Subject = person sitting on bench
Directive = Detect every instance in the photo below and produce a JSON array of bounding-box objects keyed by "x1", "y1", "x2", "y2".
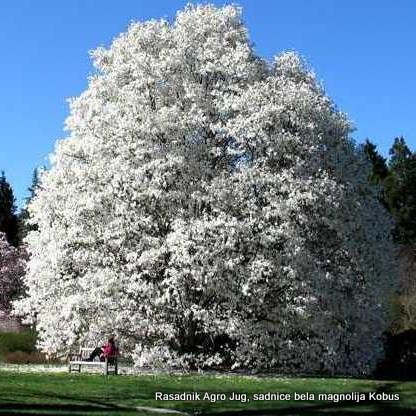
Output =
[{"x1": 87, "y1": 336, "x2": 118, "y2": 362}]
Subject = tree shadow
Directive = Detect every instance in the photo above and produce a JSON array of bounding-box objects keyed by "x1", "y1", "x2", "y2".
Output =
[
  {"x1": 0, "y1": 390, "x2": 139, "y2": 415},
  {"x1": 1, "y1": 377, "x2": 414, "y2": 416},
  {"x1": 199, "y1": 382, "x2": 414, "y2": 416},
  {"x1": 0, "y1": 402, "x2": 137, "y2": 415}
]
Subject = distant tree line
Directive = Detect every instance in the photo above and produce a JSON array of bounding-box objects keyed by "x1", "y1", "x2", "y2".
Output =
[
  {"x1": 363, "y1": 136, "x2": 416, "y2": 378},
  {"x1": 364, "y1": 136, "x2": 416, "y2": 246}
]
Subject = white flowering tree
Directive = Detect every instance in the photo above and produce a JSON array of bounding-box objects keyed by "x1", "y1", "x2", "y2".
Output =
[{"x1": 14, "y1": 4, "x2": 396, "y2": 375}]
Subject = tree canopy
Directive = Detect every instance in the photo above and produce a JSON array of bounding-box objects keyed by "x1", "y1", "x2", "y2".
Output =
[{"x1": 14, "y1": 4, "x2": 396, "y2": 375}]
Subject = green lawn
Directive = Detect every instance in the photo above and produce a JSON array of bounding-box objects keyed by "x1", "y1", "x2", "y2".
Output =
[{"x1": 0, "y1": 371, "x2": 415, "y2": 415}]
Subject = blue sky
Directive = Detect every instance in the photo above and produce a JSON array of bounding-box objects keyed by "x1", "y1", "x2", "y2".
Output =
[{"x1": 1, "y1": 0, "x2": 415, "y2": 208}]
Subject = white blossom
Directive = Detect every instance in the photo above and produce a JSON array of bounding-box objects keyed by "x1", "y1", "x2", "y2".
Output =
[{"x1": 14, "y1": 4, "x2": 396, "y2": 375}]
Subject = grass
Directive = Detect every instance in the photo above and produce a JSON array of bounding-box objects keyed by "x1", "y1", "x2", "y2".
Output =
[{"x1": 0, "y1": 371, "x2": 415, "y2": 415}]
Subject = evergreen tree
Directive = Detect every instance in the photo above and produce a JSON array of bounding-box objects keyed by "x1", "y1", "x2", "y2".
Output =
[
  {"x1": 389, "y1": 136, "x2": 412, "y2": 169},
  {"x1": 362, "y1": 139, "x2": 389, "y2": 184},
  {"x1": 0, "y1": 172, "x2": 18, "y2": 246},
  {"x1": 384, "y1": 137, "x2": 416, "y2": 245},
  {"x1": 17, "y1": 168, "x2": 40, "y2": 243},
  {"x1": 363, "y1": 137, "x2": 416, "y2": 245}
]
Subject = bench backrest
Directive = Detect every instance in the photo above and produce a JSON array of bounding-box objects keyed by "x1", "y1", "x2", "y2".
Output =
[{"x1": 79, "y1": 347, "x2": 95, "y2": 361}]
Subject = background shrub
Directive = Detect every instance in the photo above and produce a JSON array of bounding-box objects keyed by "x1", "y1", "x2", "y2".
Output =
[
  {"x1": 376, "y1": 329, "x2": 416, "y2": 380},
  {"x1": 0, "y1": 329, "x2": 37, "y2": 360},
  {"x1": 3, "y1": 351, "x2": 47, "y2": 364}
]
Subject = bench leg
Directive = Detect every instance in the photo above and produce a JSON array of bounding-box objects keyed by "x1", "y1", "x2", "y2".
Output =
[{"x1": 68, "y1": 364, "x2": 81, "y2": 373}]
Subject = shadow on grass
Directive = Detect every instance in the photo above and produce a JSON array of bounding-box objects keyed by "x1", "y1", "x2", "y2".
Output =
[
  {"x1": 1, "y1": 378, "x2": 414, "y2": 416},
  {"x1": 0, "y1": 402, "x2": 138, "y2": 415},
  {"x1": 0, "y1": 391, "x2": 139, "y2": 415},
  {"x1": 200, "y1": 383, "x2": 413, "y2": 416},
  {"x1": 202, "y1": 405, "x2": 410, "y2": 416}
]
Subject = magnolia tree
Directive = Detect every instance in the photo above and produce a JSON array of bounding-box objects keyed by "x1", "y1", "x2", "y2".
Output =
[
  {"x1": 0, "y1": 233, "x2": 27, "y2": 312},
  {"x1": 14, "y1": 4, "x2": 396, "y2": 375}
]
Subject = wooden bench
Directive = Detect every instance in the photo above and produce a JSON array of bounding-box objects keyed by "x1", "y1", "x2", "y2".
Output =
[{"x1": 68, "y1": 347, "x2": 118, "y2": 375}]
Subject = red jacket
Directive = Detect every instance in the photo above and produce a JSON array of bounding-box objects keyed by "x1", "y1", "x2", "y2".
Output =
[{"x1": 102, "y1": 342, "x2": 118, "y2": 358}]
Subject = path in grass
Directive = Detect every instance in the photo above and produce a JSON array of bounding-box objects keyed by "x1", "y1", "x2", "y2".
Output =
[{"x1": 0, "y1": 371, "x2": 415, "y2": 415}]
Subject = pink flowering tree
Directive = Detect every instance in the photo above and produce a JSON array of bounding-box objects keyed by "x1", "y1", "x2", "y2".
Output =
[{"x1": 0, "y1": 233, "x2": 27, "y2": 312}]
